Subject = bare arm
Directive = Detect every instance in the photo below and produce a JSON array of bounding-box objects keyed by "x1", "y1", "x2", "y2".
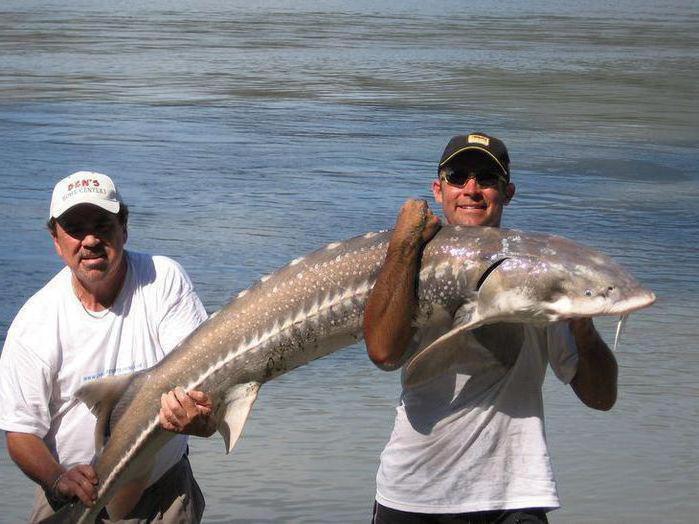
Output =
[
  {"x1": 569, "y1": 318, "x2": 618, "y2": 411},
  {"x1": 364, "y1": 199, "x2": 441, "y2": 370},
  {"x1": 5, "y1": 432, "x2": 98, "y2": 506}
]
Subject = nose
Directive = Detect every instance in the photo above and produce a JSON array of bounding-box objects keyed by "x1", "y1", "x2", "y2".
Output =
[
  {"x1": 81, "y1": 233, "x2": 101, "y2": 247},
  {"x1": 460, "y1": 176, "x2": 482, "y2": 196}
]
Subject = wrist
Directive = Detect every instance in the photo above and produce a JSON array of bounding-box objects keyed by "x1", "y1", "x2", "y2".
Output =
[
  {"x1": 569, "y1": 318, "x2": 595, "y2": 344},
  {"x1": 47, "y1": 470, "x2": 69, "y2": 503}
]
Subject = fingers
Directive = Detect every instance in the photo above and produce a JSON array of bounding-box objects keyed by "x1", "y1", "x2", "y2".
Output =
[
  {"x1": 57, "y1": 465, "x2": 99, "y2": 507},
  {"x1": 186, "y1": 390, "x2": 214, "y2": 413},
  {"x1": 160, "y1": 388, "x2": 189, "y2": 432},
  {"x1": 394, "y1": 199, "x2": 442, "y2": 248},
  {"x1": 73, "y1": 464, "x2": 98, "y2": 485},
  {"x1": 159, "y1": 399, "x2": 178, "y2": 432},
  {"x1": 159, "y1": 387, "x2": 213, "y2": 433},
  {"x1": 421, "y1": 208, "x2": 442, "y2": 242}
]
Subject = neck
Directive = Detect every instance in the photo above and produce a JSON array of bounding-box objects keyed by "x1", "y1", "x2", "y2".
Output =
[{"x1": 72, "y1": 257, "x2": 127, "y2": 312}]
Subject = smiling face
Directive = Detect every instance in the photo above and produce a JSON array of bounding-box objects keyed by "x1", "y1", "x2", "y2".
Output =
[
  {"x1": 52, "y1": 204, "x2": 127, "y2": 292},
  {"x1": 432, "y1": 150, "x2": 515, "y2": 227}
]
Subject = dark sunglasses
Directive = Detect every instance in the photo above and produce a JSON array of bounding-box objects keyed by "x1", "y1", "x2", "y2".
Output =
[{"x1": 440, "y1": 168, "x2": 506, "y2": 188}]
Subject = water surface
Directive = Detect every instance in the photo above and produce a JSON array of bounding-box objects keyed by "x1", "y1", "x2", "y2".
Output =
[{"x1": 0, "y1": 1, "x2": 697, "y2": 522}]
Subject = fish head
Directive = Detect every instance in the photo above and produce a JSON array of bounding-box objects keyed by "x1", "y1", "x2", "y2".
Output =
[
  {"x1": 474, "y1": 245, "x2": 656, "y2": 324},
  {"x1": 537, "y1": 254, "x2": 656, "y2": 320}
]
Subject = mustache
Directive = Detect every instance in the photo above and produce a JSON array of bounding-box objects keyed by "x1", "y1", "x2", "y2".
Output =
[{"x1": 79, "y1": 249, "x2": 106, "y2": 259}]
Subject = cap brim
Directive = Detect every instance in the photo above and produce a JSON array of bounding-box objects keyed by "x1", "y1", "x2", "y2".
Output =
[
  {"x1": 52, "y1": 198, "x2": 120, "y2": 219},
  {"x1": 439, "y1": 146, "x2": 509, "y2": 178}
]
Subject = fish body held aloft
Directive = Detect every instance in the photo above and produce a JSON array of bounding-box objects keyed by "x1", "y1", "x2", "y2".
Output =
[{"x1": 42, "y1": 226, "x2": 655, "y2": 523}]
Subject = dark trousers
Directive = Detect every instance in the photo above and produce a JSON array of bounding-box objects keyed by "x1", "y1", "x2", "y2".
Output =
[
  {"x1": 372, "y1": 502, "x2": 549, "y2": 524},
  {"x1": 29, "y1": 455, "x2": 204, "y2": 523}
]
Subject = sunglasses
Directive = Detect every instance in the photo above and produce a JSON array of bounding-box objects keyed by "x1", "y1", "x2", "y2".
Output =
[{"x1": 440, "y1": 167, "x2": 507, "y2": 189}]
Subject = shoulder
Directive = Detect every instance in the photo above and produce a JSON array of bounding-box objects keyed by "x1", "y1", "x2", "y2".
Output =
[
  {"x1": 3, "y1": 267, "x2": 70, "y2": 367},
  {"x1": 151, "y1": 254, "x2": 191, "y2": 279},
  {"x1": 125, "y1": 251, "x2": 198, "y2": 303},
  {"x1": 11, "y1": 267, "x2": 71, "y2": 325},
  {"x1": 126, "y1": 252, "x2": 193, "y2": 284}
]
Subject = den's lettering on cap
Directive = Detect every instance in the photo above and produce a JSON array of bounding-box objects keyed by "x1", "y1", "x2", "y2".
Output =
[{"x1": 50, "y1": 171, "x2": 122, "y2": 219}]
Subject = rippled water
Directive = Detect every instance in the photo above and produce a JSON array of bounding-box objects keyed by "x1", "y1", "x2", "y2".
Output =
[{"x1": 0, "y1": 1, "x2": 697, "y2": 522}]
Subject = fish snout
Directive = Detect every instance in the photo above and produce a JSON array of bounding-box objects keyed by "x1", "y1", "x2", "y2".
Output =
[{"x1": 603, "y1": 285, "x2": 657, "y2": 316}]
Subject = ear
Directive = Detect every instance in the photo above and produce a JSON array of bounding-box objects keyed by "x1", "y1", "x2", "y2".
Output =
[
  {"x1": 503, "y1": 183, "x2": 516, "y2": 205},
  {"x1": 51, "y1": 230, "x2": 64, "y2": 258},
  {"x1": 432, "y1": 179, "x2": 443, "y2": 205}
]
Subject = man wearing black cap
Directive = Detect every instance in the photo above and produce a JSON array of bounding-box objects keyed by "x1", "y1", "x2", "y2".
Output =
[{"x1": 364, "y1": 133, "x2": 618, "y2": 523}]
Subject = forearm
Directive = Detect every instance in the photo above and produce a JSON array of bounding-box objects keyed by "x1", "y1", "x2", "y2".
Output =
[
  {"x1": 6, "y1": 432, "x2": 63, "y2": 492},
  {"x1": 570, "y1": 319, "x2": 618, "y2": 411},
  {"x1": 364, "y1": 238, "x2": 424, "y2": 370},
  {"x1": 364, "y1": 199, "x2": 441, "y2": 370}
]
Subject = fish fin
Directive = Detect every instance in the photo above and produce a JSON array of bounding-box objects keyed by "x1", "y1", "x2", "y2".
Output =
[
  {"x1": 74, "y1": 374, "x2": 135, "y2": 454},
  {"x1": 217, "y1": 381, "x2": 261, "y2": 454},
  {"x1": 404, "y1": 305, "x2": 484, "y2": 388}
]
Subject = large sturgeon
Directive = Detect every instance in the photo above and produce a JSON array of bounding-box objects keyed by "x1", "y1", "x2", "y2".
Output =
[{"x1": 43, "y1": 226, "x2": 655, "y2": 523}]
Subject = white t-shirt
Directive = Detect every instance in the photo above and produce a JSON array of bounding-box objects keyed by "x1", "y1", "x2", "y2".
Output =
[
  {"x1": 0, "y1": 251, "x2": 208, "y2": 485},
  {"x1": 375, "y1": 321, "x2": 579, "y2": 514}
]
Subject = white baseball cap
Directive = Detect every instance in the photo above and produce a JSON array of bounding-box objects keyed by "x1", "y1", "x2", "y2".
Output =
[{"x1": 49, "y1": 171, "x2": 122, "y2": 219}]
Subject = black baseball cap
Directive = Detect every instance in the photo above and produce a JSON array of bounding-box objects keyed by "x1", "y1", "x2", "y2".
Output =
[{"x1": 438, "y1": 132, "x2": 510, "y2": 181}]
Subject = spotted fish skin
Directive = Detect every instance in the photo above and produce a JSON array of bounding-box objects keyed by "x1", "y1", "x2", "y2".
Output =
[{"x1": 45, "y1": 226, "x2": 655, "y2": 523}]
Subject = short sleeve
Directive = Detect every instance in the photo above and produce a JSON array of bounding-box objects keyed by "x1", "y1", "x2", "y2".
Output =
[
  {"x1": 546, "y1": 321, "x2": 579, "y2": 384},
  {"x1": 153, "y1": 257, "x2": 208, "y2": 354},
  {"x1": 0, "y1": 328, "x2": 54, "y2": 437}
]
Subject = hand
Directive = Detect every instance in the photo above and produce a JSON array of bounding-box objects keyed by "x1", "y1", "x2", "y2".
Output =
[
  {"x1": 159, "y1": 387, "x2": 216, "y2": 437},
  {"x1": 51, "y1": 464, "x2": 98, "y2": 507},
  {"x1": 393, "y1": 199, "x2": 441, "y2": 250}
]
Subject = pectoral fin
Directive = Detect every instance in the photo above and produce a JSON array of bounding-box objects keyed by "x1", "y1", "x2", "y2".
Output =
[
  {"x1": 217, "y1": 381, "x2": 261, "y2": 454},
  {"x1": 404, "y1": 304, "x2": 484, "y2": 388},
  {"x1": 74, "y1": 374, "x2": 135, "y2": 454}
]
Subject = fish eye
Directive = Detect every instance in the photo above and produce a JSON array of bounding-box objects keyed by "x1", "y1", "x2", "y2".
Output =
[{"x1": 584, "y1": 289, "x2": 593, "y2": 297}]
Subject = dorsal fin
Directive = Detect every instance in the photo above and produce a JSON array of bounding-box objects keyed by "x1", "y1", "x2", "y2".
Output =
[{"x1": 74, "y1": 374, "x2": 135, "y2": 454}]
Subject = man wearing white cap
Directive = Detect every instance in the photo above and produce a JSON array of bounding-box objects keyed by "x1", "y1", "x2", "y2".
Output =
[{"x1": 0, "y1": 171, "x2": 214, "y2": 522}]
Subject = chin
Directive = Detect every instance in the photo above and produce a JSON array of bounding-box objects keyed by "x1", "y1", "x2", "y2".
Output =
[{"x1": 453, "y1": 214, "x2": 489, "y2": 227}]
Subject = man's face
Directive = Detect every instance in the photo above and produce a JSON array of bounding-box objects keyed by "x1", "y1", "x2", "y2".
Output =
[
  {"x1": 52, "y1": 204, "x2": 127, "y2": 287},
  {"x1": 432, "y1": 151, "x2": 515, "y2": 227}
]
